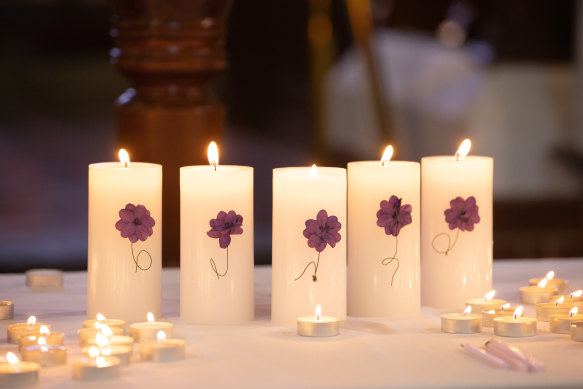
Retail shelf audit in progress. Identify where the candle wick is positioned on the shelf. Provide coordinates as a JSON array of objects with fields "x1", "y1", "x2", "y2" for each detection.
[
  {"x1": 455, "y1": 152, "x2": 459, "y2": 162},
  {"x1": 124, "y1": 162, "x2": 128, "y2": 168},
  {"x1": 381, "y1": 160, "x2": 386, "y2": 167}
]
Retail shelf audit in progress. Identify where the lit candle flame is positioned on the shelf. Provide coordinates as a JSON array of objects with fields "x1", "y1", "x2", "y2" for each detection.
[
  {"x1": 570, "y1": 290, "x2": 582, "y2": 299},
  {"x1": 38, "y1": 337, "x2": 48, "y2": 352},
  {"x1": 40, "y1": 325, "x2": 50, "y2": 336},
  {"x1": 27, "y1": 316, "x2": 37, "y2": 326},
  {"x1": 545, "y1": 270, "x2": 555, "y2": 280},
  {"x1": 455, "y1": 138, "x2": 471, "y2": 161},
  {"x1": 88, "y1": 346, "x2": 100, "y2": 359},
  {"x1": 147, "y1": 312, "x2": 155, "y2": 324},
  {"x1": 570, "y1": 306, "x2": 579, "y2": 317},
  {"x1": 96, "y1": 356, "x2": 106, "y2": 367},
  {"x1": 157, "y1": 330, "x2": 166, "y2": 342},
  {"x1": 95, "y1": 333, "x2": 109, "y2": 347},
  {"x1": 514, "y1": 306, "x2": 523, "y2": 320},
  {"x1": 118, "y1": 148, "x2": 130, "y2": 168},
  {"x1": 555, "y1": 296, "x2": 565, "y2": 306},
  {"x1": 484, "y1": 290, "x2": 495, "y2": 301},
  {"x1": 381, "y1": 145, "x2": 393, "y2": 166},
  {"x1": 208, "y1": 141, "x2": 219, "y2": 171},
  {"x1": 537, "y1": 278, "x2": 548, "y2": 288},
  {"x1": 501, "y1": 303, "x2": 511, "y2": 311},
  {"x1": 96, "y1": 313, "x2": 106, "y2": 322},
  {"x1": 310, "y1": 164, "x2": 317, "y2": 177},
  {"x1": 101, "y1": 325, "x2": 113, "y2": 338},
  {"x1": 486, "y1": 310, "x2": 495, "y2": 314},
  {"x1": 94, "y1": 322, "x2": 103, "y2": 330},
  {"x1": 315, "y1": 304, "x2": 322, "y2": 320},
  {"x1": 462, "y1": 306, "x2": 472, "y2": 316},
  {"x1": 6, "y1": 352, "x2": 18, "y2": 365}
]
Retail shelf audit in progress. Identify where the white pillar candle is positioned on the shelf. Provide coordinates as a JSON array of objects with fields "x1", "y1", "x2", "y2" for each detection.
[
  {"x1": 180, "y1": 142, "x2": 254, "y2": 324},
  {"x1": 139, "y1": 331, "x2": 185, "y2": 362},
  {"x1": 441, "y1": 306, "x2": 482, "y2": 334},
  {"x1": 7, "y1": 316, "x2": 51, "y2": 344},
  {"x1": 129, "y1": 312, "x2": 173, "y2": 343},
  {"x1": 21, "y1": 339, "x2": 67, "y2": 368},
  {"x1": 0, "y1": 301, "x2": 14, "y2": 320},
  {"x1": 25, "y1": 269, "x2": 63, "y2": 289},
  {"x1": 529, "y1": 271, "x2": 567, "y2": 295},
  {"x1": 536, "y1": 297, "x2": 575, "y2": 322},
  {"x1": 0, "y1": 352, "x2": 39, "y2": 388},
  {"x1": 87, "y1": 149, "x2": 162, "y2": 323},
  {"x1": 550, "y1": 307, "x2": 583, "y2": 334},
  {"x1": 72, "y1": 347, "x2": 120, "y2": 381},
  {"x1": 493, "y1": 306, "x2": 536, "y2": 337},
  {"x1": 272, "y1": 165, "x2": 347, "y2": 326},
  {"x1": 347, "y1": 147, "x2": 420, "y2": 317},
  {"x1": 421, "y1": 139, "x2": 493, "y2": 309},
  {"x1": 520, "y1": 278, "x2": 556, "y2": 304},
  {"x1": 297, "y1": 304, "x2": 340, "y2": 337}
]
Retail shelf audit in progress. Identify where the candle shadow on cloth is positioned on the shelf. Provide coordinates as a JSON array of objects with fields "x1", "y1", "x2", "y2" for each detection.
[{"x1": 340, "y1": 318, "x2": 396, "y2": 334}]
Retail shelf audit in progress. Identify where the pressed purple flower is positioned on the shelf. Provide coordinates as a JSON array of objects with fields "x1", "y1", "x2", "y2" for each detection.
[
  {"x1": 207, "y1": 210, "x2": 243, "y2": 249},
  {"x1": 444, "y1": 196, "x2": 480, "y2": 232},
  {"x1": 115, "y1": 203, "x2": 155, "y2": 243},
  {"x1": 376, "y1": 195, "x2": 412, "y2": 237},
  {"x1": 303, "y1": 209, "x2": 342, "y2": 253}
]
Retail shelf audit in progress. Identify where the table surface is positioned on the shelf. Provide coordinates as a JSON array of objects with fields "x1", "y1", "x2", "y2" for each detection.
[{"x1": 1, "y1": 259, "x2": 582, "y2": 389}]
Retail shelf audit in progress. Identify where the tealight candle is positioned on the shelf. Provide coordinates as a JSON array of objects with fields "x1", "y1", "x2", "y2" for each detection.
[
  {"x1": 536, "y1": 296, "x2": 575, "y2": 322},
  {"x1": 529, "y1": 271, "x2": 567, "y2": 295},
  {"x1": 555, "y1": 290, "x2": 583, "y2": 309},
  {"x1": 129, "y1": 312, "x2": 173, "y2": 343},
  {"x1": 25, "y1": 269, "x2": 63, "y2": 289},
  {"x1": 466, "y1": 290, "x2": 507, "y2": 314},
  {"x1": 520, "y1": 278, "x2": 556, "y2": 305},
  {"x1": 78, "y1": 326, "x2": 123, "y2": 348},
  {"x1": 7, "y1": 316, "x2": 51, "y2": 344},
  {"x1": 0, "y1": 301, "x2": 14, "y2": 320},
  {"x1": 441, "y1": 305, "x2": 482, "y2": 334},
  {"x1": 21, "y1": 337, "x2": 67, "y2": 367},
  {"x1": 550, "y1": 307, "x2": 583, "y2": 334},
  {"x1": 82, "y1": 313, "x2": 126, "y2": 332},
  {"x1": 140, "y1": 331, "x2": 185, "y2": 362},
  {"x1": 481, "y1": 304, "x2": 515, "y2": 327},
  {"x1": 571, "y1": 321, "x2": 583, "y2": 341},
  {"x1": 72, "y1": 347, "x2": 120, "y2": 381},
  {"x1": 0, "y1": 352, "x2": 39, "y2": 388},
  {"x1": 84, "y1": 333, "x2": 132, "y2": 366},
  {"x1": 493, "y1": 306, "x2": 536, "y2": 337},
  {"x1": 19, "y1": 325, "x2": 64, "y2": 353},
  {"x1": 297, "y1": 305, "x2": 340, "y2": 337}
]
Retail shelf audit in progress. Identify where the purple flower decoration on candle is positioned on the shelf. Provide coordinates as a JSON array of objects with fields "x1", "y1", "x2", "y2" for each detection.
[
  {"x1": 444, "y1": 196, "x2": 480, "y2": 232},
  {"x1": 376, "y1": 195, "x2": 412, "y2": 286},
  {"x1": 115, "y1": 203, "x2": 155, "y2": 272},
  {"x1": 376, "y1": 195, "x2": 412, "y2": 237},
  {"x1": 207, "y1": 210, "x2": 243, "y2": 279},
  {"x1": 432, "y1": 196, "x2": 480, "y2": 255},
  {"x1": 296, "y1": 210, "x2": 341, "y2": 282}
]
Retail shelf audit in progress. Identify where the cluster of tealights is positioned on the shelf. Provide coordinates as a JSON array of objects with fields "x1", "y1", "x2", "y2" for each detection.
[
  {"x1": 441, "y1": 271, "x2": 583, "y2": 343},
  {"x1": 0, "y1": 312, "x2": 185, "y2": 386}
]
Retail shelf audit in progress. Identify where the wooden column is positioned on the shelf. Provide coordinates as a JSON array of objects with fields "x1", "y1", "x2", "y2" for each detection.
[{"x1": 111, "y1": 0, "x2": 229, "y2": 266}]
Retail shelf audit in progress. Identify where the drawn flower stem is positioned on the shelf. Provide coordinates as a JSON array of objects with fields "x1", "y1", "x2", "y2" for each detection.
[
  {"x1": 210, "y1": 247, "x2": 229, "y2": 279},
  {"x1": 295, "y1": 252, "x2": 321, "y2": 282},
  {"x1": 381, "y1": 237, "x2": 400, "y2": 286},
  {"x1": 431, "y1": 229, "x2": 460, "y2": 255},
  {"x1": 131, "y1": 242, "x2": 153, "y2": 272}
]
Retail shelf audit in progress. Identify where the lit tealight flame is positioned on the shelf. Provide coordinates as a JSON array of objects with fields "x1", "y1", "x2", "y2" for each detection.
[
  {"x1": 157, "y1": 330, "x2": 166, "y2": 342},
  {"x1": 486, "y1": 310, "x2": 495, "y2": 314},
  {"x1": 310, "y1": 164, "x2": 317, "y2": 177},
  {"x1": 101, "y1": 325, "x2": 113, "y2": 338},
  {"x1": 570, "y1": 306, "x2": 579, "y2": 317},
  {"x1": 571, "y1": 290, "x2": 583, "y2": 299},
  {"x1": 545, "y1": 271, "x2": 555, "y2": 280},
  {"x1": 95, "y1": 333, "x2": 109, "y2": 347},
  {"x1": 88, "y1": 346, "x2": 100, "y2": 359},
  {"x1": 455, "y1": 138, "x2": 471, "y2": 161},
  {"x1": 514, "y1": 306, "x2": 524, "y2": 320},
  {"x1": 119, "y1": 148, "x2": 130, "y2": 168},
  {"x1": 537, "y1": 278, "x2": 548, "y2": 288},
  {"x1": 27, "y1": 316, "x2": 37, "y2": 326},
  {"x1": 555, "y1": 296, "x2": 565, "y2": 306},
  {"x1": 38, "y1": 337, "x2": 48, "y2": 352},
  {"x1": 40, "y1": 325, "x2": 50, "y2": 336},
  {"x1": 147, "y1": 312, "x2": 155, "y2": 324},
  {"x1": 208, "y1": 141, "x2": 219, "y2": 171},
  {"x1": 94, "y1": 322, "x2": 103, "y2": 330},
  {"x1": 462, "y1": 306, "x2": 472, "y2": 316},
  {"x1": 501, "y1": 303, "x2": 511, "y2": 311},
  {"x1": 484, "y1": 290, "x2": 495, "y2": 301},
  {"x1": 315, "y1": 304, "x2": 322, "y2": 321},
  {"x1": 96, "y1": 313, "x2": 106, "y2": 322},
  {"x1": 381, "y1": 145, "x2": 393, "y2": 166},
  {"x1": 6, "y1": 352, "x2": 19, "y2": 365}
]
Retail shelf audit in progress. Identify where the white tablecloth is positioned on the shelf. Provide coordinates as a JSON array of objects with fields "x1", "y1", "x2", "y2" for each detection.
[{"x1": 1, "y1": 259, "x2": 583, "y2": 389}]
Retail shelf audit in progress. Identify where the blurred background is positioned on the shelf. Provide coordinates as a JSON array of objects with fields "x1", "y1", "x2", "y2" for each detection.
[{"x1": 1, "y1": 0, "x2": 582, "y2": 272}]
